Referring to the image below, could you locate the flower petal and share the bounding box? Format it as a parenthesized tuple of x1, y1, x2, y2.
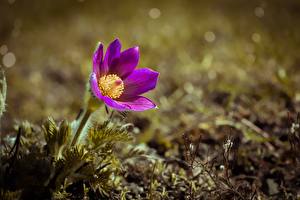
(101, 97, 129, 111)
(90, 72, 129, 111)
(117, 96, 157, 111)
(109, 46, 139, 78)
(92, 43, 103, 77)
(90, 72, 102, 99)
(120, 68, 159, 99)
(103, 39, 121, 71)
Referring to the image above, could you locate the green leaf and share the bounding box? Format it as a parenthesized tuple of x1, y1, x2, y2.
(88, 121, 132, 148)
(43, 118, 72, 159)
(54, 146, 92, 188)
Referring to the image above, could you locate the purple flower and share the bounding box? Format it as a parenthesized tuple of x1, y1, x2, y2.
(90, 39, 159, 111)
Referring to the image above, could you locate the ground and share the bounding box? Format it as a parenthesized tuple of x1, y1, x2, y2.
(0, 0, 300, 199)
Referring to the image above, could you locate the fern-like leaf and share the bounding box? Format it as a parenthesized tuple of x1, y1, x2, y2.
(0, 190, 21, 200)
(53, 146, 92, 188)
(43, 118, 71, 159)
(88, 121, 132, 148)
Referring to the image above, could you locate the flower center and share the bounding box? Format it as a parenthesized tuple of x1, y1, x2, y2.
(98, 74, 124, 99)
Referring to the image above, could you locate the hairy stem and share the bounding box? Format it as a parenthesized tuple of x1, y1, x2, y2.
(71, 109, 92, 146)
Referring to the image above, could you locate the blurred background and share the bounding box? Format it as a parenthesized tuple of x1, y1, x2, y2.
(1, 0, 300, 139)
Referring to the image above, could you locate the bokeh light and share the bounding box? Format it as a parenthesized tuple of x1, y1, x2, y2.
(2, 52, 16, 68)
(148, 8, 161, 19)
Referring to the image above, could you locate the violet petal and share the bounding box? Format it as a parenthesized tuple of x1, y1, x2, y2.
(92, 43, 103, 77)
(117, 96, 157, 111)
(109, 46, 139, 78)
(103, 39, 121, 72)
(90, 72, 102, 99)
(120, 68, 159, 99)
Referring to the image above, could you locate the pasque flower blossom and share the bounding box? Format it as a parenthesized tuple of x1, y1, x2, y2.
(90, 39, 159, 111)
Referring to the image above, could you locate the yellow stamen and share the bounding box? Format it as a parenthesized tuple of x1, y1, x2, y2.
(98, 74, 124, 99)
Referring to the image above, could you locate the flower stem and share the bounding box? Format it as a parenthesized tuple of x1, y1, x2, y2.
(71, 108, 92, 146)
(70, 90, 102, 146)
